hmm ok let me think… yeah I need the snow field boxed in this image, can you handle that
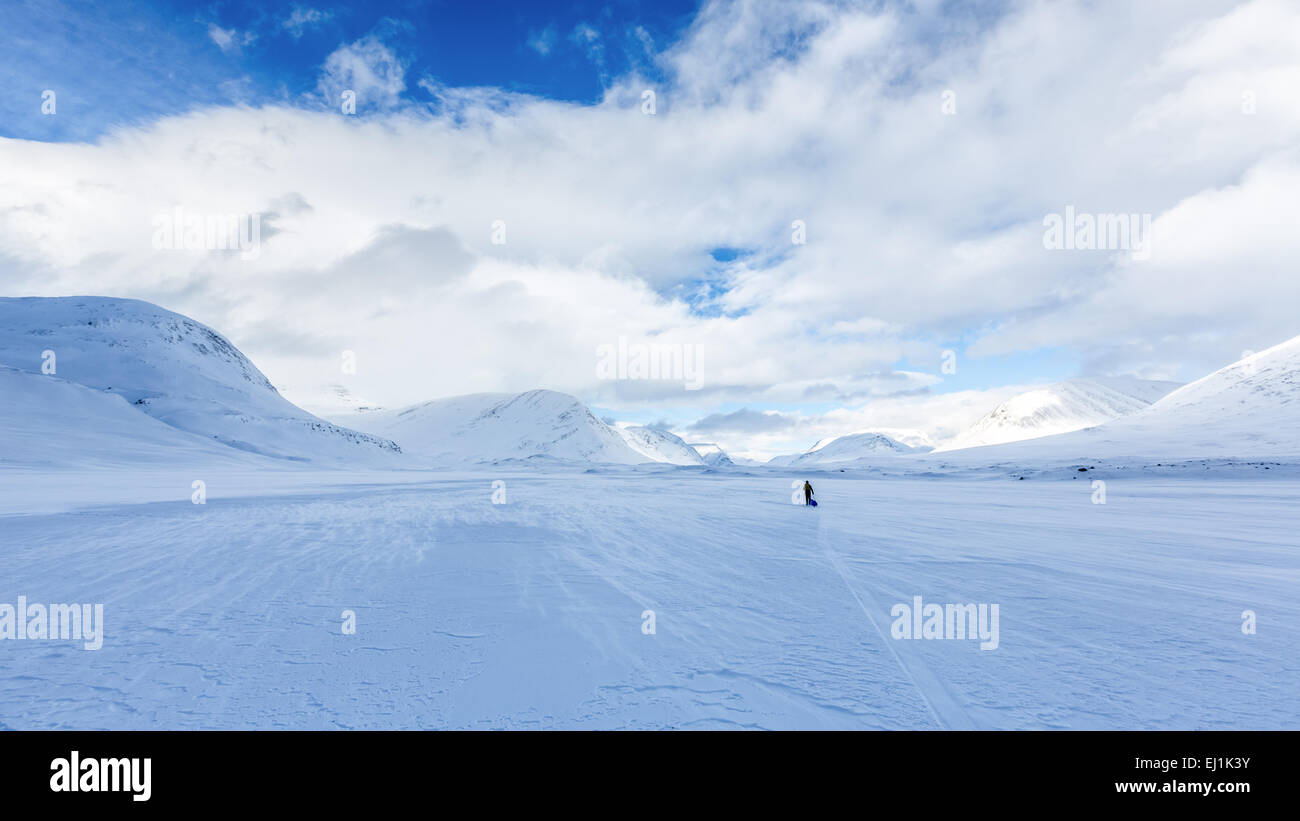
[1,471,1295,729]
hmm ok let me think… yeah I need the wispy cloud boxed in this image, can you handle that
[569,22,608,82]
[527,24,559,57]
[207,23,256,55]
[317,34,406,110]
[282,6,332,39]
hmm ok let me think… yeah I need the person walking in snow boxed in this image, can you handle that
[803,480,814,506]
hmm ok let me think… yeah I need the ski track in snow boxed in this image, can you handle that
[820,522,959,730]
[1,471,1297,729]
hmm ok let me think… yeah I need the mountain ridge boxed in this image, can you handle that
[0,296,399,464]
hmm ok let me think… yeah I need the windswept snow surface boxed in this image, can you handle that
[1,468,1296,729]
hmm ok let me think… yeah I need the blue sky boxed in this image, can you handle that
[1,0,700,141]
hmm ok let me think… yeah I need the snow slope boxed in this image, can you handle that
[615,426,706,465]
[1091,337,1300,459]
[339,389,653,465]
[1144,340,1300,427]
[0,365,269,470]
[935,378,1181,452]
[293,383,387,419]
[689,442,735,467]
[0,297,399,464]
[916,338,1300,468]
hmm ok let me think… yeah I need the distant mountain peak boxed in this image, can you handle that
[617,426,706,465]
[768,430,922,467]
[688,442,735,467]
[338,389,691,466]
[934,377,1182,453]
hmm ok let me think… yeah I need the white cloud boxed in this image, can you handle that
[527,24,559,57]
[318,35,406,110]
[207,24,257,55]
[570,23,607,79]
[282,7,332,39]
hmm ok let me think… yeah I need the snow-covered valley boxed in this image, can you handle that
[1,297,1297,729]
[3,469,1296,729]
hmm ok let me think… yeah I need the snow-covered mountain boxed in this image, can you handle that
[0,297,399,464]
[1142,343,1298,427]
[1098,338,1300,458]
[293,383,387,419]
[615,426,706,465]
[339,389,665,465]
[926,339,1300,467]
[0,364,269,470]
[765,452,801,467]
[689,442,735,467]
[769,431,922,467]
[935,377,1181,452]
